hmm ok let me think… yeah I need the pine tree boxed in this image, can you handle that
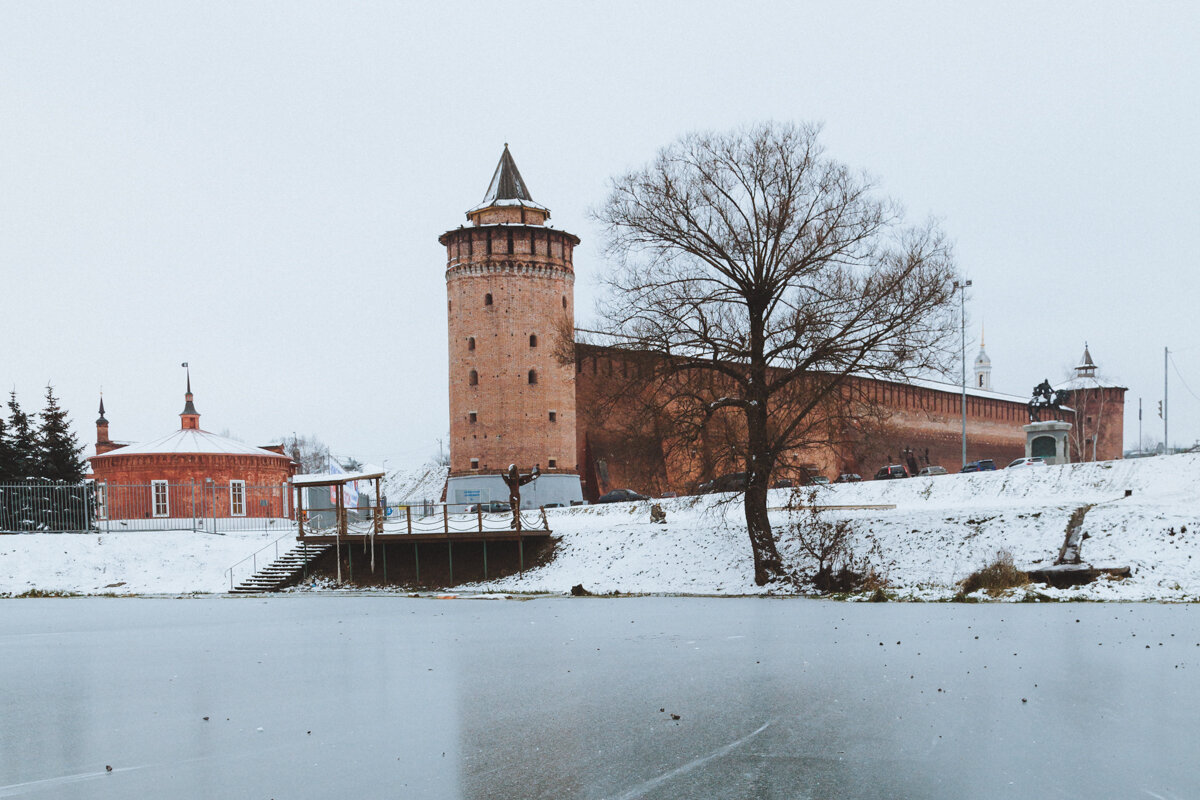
[0,410,14,482]
[6,391,37,479]
[36,385,85,482]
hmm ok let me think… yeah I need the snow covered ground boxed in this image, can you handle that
[1,454,1197,600]
[466,453,1200,601]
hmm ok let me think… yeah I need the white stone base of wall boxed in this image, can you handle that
[446,473,584,510]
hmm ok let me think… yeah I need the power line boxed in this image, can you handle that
[1169,354,1200,403]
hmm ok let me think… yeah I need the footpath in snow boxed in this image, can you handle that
[1,454,1197,600]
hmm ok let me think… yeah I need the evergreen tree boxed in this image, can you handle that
[36,385,85,482]
[6,391,37,479]
[0,410,13,482]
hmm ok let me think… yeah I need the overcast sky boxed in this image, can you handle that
[3,1,1198,466]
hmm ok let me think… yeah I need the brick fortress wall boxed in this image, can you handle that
[573,346,1041,498]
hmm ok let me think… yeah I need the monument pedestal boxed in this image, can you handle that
[1023,420,1072,465]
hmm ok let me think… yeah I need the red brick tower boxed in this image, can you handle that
[438,146,583,508]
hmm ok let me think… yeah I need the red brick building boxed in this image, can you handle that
[441,148,1126,503]
[88,376,295,523]
[440,146,584,508]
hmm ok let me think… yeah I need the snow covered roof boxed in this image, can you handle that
[467,145,549,214]
[293,470,386,486]
[90,429,290,460]
[1054,374,1126,391]
[902,375,1026,403]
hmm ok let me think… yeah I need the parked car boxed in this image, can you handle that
[699,472,749,494]
[596,488,649,504]
[465,501,510,513]
[874,465,909,480]
[806,475,831,486]
[1006,457,1047,469]
[960,459,997,473]
[659,491,679,498]
[771,478,795,489]
[834,473,862,483]
[917,465,948,477]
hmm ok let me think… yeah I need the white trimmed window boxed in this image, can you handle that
[152,480,169,517]
[230,480,246,517]
[95,483,107,520]
[470,458,479,470]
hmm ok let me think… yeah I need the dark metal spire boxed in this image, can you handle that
[480,144,535,205]
[180,362,199,420]
[96,394,107,425]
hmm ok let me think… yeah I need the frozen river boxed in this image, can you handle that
[1,596,1198,799]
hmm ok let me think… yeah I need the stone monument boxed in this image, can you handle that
[1023,380,1072,464]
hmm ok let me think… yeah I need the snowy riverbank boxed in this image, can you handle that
[2,454,1198,600]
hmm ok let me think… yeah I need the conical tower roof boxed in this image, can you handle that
[468,145,548,214]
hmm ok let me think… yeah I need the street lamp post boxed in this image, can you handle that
[954,279,972,468]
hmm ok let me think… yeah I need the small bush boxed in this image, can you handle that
[784,488,889,594]
[959,550,1028,597]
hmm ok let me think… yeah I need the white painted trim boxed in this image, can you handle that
[229,480,246,517]
[151,480,169,517]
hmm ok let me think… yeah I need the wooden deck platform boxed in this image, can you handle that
[297,529,552,545]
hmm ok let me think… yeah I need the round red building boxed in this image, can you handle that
[88,377,295,527]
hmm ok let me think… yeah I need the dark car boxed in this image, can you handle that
[465,501,510,513]
[873,465,909,480]
[700,472,749,494]
[806,475,831,486]
[960,459,997,473]
[835,473,862,483]
[771,478,795,489]
[596,489,649,504]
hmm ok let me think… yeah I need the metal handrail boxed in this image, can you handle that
[224,529,300,590]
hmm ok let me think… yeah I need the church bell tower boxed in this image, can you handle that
[438,146,583,509]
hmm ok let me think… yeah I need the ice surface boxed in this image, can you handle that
[1,597,1198,799]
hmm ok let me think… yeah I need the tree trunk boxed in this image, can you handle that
[744,478,783,585]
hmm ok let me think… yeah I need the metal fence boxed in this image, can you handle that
[0,481,95,533]
[0,480,295,534]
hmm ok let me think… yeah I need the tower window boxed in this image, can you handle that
[469,411,477,424]
[468,337,475,351]
[469,370,478,386]
[484,293,493,306]
[470,458,479,470]
[549,410,557,422]
[548,459,557,469]
[529,334,538,348]
[978,375,984,387]
[528,369,538,385]
[562,295,567,309]
[507,229,514,254]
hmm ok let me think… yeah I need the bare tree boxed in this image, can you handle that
[283,433,332,474]
[592,122,960,584]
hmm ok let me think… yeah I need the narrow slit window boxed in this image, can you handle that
[469,370,478,386]
[484,293,493,306]
[468,337,476,351]
[548,410,557,423]
[528,369,538,385]
[529,334,537,348]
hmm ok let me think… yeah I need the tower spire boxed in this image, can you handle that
[180,362,200,429]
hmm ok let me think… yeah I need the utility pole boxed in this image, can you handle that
[954,279,972,467]
[1138,397,1142,455]
[1164,346,1169,455]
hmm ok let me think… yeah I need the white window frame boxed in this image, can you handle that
[230,480,246,517]
[95,483,107,520]
[152,480,169,518]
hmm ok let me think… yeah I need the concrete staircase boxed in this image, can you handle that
[229,541,332,594]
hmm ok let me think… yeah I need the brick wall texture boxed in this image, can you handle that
[441,204,581,478]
